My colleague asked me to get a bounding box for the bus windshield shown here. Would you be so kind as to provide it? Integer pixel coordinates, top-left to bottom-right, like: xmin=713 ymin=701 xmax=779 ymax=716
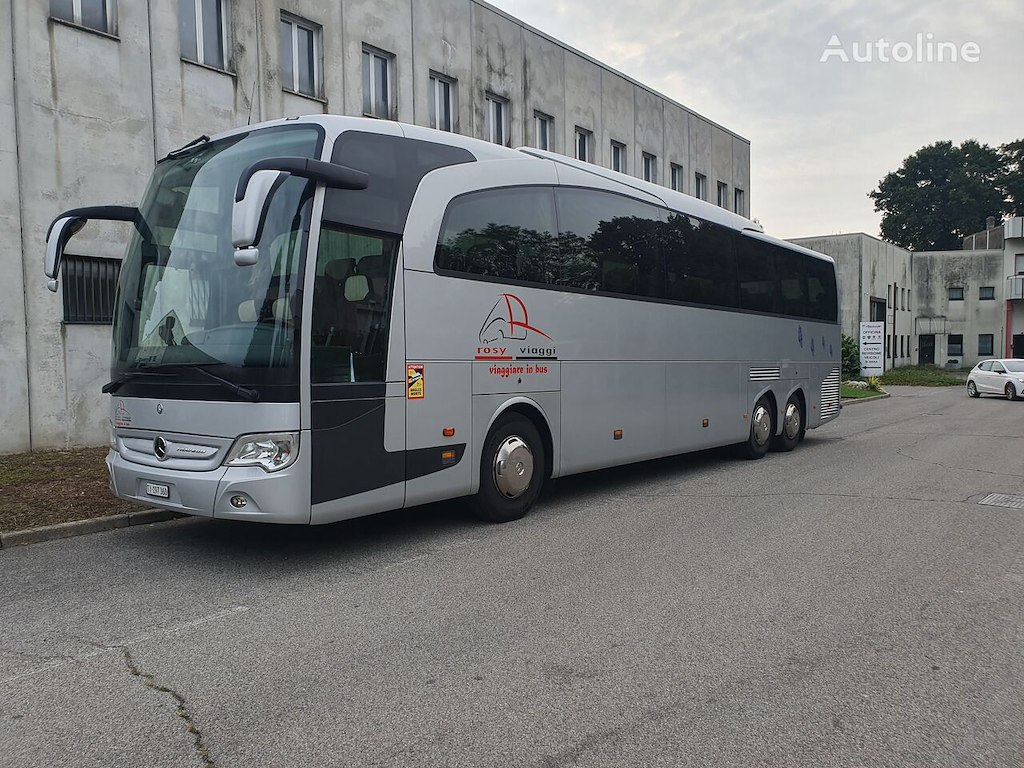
xmin=111 ymin=126 xmax=322 ymax=398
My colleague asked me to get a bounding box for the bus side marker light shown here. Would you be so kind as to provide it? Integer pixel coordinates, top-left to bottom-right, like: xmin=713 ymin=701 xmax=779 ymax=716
xmin=702 ymin=419 xmax=709 ymax=428
xmin=613 ymin=429 xmax=623 ymax=440
xmin=443 ymin=427 xmax=456 ymax=437
xmin=441 ymin=450 xmax=457 ymax=466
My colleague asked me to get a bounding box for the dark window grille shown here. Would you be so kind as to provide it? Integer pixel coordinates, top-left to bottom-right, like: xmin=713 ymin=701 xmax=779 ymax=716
xmin=62 ymin=254 xmax=121 ymax=324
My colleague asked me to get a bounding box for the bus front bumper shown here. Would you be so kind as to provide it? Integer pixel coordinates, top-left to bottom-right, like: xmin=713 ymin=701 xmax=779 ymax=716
xmin=106 ymin=447 xmax=311 ymax=525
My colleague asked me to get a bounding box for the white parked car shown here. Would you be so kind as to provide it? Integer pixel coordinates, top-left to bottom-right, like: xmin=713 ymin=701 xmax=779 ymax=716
xmin=966 ymin=359 xmax=1024 ymax=400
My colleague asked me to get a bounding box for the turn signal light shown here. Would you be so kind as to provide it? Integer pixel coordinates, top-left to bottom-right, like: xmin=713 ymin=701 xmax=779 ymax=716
xmin=442 ymin=427 xmax=456 ymax=437
xmin=613 ymin=429 xmax=623 ymax=440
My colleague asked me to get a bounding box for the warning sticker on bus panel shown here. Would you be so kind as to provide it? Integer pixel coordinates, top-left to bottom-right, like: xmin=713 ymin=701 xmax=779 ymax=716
xmin=407 ymin=364 xmax=425 ymax=399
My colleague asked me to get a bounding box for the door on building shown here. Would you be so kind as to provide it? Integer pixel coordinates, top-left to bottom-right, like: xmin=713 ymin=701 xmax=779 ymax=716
xmin=919 ymin=334 xmax=935 ymax=365
xmin=1013 ymin=334 xmax=1024 ymax=359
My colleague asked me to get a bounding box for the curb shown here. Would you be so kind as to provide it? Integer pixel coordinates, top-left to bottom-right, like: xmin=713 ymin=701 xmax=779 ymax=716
xmin=841 ymin=391 xmax=890 ymax=406
xmin=0 ymin=509 xmax=185 ymax=549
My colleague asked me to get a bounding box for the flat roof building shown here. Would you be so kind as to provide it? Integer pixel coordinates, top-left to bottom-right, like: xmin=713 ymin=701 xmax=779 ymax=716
xmin=1 ymin=1 xmax=751 ymax=454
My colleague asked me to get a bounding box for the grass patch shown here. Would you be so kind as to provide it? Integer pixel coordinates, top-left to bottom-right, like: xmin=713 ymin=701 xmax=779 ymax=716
xmin=0 ymin=447 xmax=141 ymax=533
xmin=878 ymin=365 xmax=964 ymax=387
xmin=841 ymin=385 xmax=880 ymax=399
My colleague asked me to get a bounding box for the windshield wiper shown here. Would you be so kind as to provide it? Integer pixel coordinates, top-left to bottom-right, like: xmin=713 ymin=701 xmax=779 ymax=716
xmin=102 ymin=369 xmax=179 ymax=394
xmin=159 ymin=134 xmax=211 ymax=163
xmin=183 ymin=364 xmax=261 ymax=403
xmin=103 ymin=363 xmax=260 ymax=402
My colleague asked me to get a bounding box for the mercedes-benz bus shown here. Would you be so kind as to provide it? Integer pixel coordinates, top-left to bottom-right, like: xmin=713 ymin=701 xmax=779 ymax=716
xmin=44 ymin=116 xmax=840 ymax=525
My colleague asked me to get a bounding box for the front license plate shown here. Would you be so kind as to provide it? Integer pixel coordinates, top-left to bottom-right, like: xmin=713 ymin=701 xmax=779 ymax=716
xmin=145 ymin=482 xmax=170 ymax=499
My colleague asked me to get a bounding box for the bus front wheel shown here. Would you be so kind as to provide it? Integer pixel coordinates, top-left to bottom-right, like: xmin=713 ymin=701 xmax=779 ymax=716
xmin=738 ymin=395 xmax=774 ymax=460
xmin=470 ymin=414 xmax=545 ymax=523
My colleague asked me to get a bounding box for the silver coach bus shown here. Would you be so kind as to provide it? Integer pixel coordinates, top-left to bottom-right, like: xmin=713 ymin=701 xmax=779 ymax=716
xmin=44 ymin=116 xmax=840 ymax=525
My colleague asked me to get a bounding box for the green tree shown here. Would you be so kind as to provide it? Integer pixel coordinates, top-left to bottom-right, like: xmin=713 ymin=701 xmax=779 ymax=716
xmin=841 ymin=334 xmax=860 ymax=379
xmin=869 ymin=140 xmax=1008 ymax=250
xmin=1001 ymin=139 xmax=1024 ymax=216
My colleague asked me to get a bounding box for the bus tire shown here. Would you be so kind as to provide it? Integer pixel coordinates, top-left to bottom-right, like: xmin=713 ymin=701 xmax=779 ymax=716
xmin=470 ymin=414 xmax=545 ymax=524
xmin=737 ymin=395 xmax=774 ymax=460
xmin=771 ymin=394 xmax=804 ymax=452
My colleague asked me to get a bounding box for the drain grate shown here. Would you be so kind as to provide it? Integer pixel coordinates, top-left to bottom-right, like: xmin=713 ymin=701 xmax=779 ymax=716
xmin=978 ymin=493 xmax=1024 ymax=510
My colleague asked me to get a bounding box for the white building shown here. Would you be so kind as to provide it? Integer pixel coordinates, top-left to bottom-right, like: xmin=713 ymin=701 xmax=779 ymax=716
xmin=0 ymin=0 xmax=751 ymax=454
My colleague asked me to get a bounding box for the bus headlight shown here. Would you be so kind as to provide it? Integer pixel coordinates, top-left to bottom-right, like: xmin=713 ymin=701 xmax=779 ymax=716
xmin=224 ymin=432 xmax=299 ymax=472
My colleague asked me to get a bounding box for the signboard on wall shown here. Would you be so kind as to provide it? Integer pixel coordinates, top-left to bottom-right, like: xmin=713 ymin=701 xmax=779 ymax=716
xmin=860 ymin=321 xmax=884 ymax=376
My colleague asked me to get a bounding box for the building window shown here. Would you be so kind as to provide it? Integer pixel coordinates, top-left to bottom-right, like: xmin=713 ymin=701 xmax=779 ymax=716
xmin=948 ymin=334 xmax=963 ymax=356
xmin=717 ymin=181 xmax=729 ymax=208
xmin=642 ymin=153 xmax=657 ymax=183
xmin=900 ymin=335 xmax=904 ymax=358
xmin=534 ymin=111 xmax=553 ymax=151
xmin=485 ymin=93 xmax=509 ymax=145
xmin=62 ymin=255 xmax=121 ymax=324
xmin=50 ymin=0 xmax=116 ymax=34
xmin=279 ymin=14 xmax=320 ymax=97
xmin=948 ymin=286 xmax=964 ymax=301
xmin=575 ymin=127 xmax=592 ymax=163
xmin=978 ymin=334 xmax=994 ymax=356
xmin=610 ymin=141 xmax=626 ymax=173
xmin=695 ymin=173 xmax=707 ymax=201
xmin=734 ymin=187 xmax=745 ymax=215
xmin=180 ymin=0 xmax=228 ymax=70
xmin=429 ymin=73 xmax=457 ymax=132
xmin=362 ymin=45 xmax=395 ymax=118
xmin=979 ymin=286 xmax=995 ymax=300
xmin=669 ymin=163 xmax=684 ymax=192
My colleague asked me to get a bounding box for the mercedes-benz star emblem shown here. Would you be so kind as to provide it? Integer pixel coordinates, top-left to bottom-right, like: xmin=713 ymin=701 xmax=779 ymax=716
xmin=154 ymin=436 xmax=168 ymax=460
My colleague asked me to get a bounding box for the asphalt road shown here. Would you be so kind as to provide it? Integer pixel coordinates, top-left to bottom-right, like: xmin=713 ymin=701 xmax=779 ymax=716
xmin=2 ymin=386 xmax=1023 ymax=768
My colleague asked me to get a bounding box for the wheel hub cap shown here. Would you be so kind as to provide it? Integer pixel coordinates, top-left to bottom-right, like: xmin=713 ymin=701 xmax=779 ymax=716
xmin=783 ymin=403 xmax=801 ymax=440
xmin=752 ymin=406 xmax=771 ymax=446
xmin=493 ymin=436 xmax=534 ymax=498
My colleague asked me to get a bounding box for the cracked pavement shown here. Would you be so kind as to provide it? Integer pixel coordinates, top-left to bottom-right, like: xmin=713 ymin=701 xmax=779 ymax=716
xmin=1 ymin=386 xmax=1022 ymax=766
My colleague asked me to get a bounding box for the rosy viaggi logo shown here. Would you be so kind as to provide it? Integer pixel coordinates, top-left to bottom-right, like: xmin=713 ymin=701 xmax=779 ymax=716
xmin=820 ymin=33 xmax=980 ymax=64
xmin=476 ymin=294 xmax=555 ymax=362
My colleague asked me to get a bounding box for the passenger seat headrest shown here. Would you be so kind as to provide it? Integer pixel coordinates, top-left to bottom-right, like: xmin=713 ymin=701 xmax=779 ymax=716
xmin=344 ymin=274 xmax=370 ymax=302
xmin=238 ymin=300 xmax=257 ymax=322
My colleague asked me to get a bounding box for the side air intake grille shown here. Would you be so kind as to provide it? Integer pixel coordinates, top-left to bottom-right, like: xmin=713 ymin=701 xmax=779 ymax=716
xmin=749 ymin=367 xmax=781 ymax=381
xmin=820 ymin=367 xmax=841 ymax=419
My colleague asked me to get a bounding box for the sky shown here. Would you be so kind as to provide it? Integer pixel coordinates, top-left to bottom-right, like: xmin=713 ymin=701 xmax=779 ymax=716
xmin=488 ymin=0 xmax=1024 ymax=239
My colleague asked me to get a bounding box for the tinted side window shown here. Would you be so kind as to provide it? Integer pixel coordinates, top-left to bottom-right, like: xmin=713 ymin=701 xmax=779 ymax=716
xmin=435 ymin=187 xmax=557 ymax=283
xmin=555 ymin=188 xmax=664 ymax=297
xmin=735 ymin=235 xmax=776 ymax=313
xmin=664 ymin=213 xmax=738 ymax=308
xmin=326 ymin=132 xmax=474 ymax=234
xmin=805 ymin=256 xmax=838 ymax=322
xmin=774 ymin=246 xmax=807 ymax=318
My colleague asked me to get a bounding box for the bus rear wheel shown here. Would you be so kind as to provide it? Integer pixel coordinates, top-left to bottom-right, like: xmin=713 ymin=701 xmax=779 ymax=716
xmin=771 ymin=394 xmax=804 ymax=452
xmin=737 ymin=395 xmax=774 ymax=460
xmin=470 ymin=414 xmax=545 ymax=523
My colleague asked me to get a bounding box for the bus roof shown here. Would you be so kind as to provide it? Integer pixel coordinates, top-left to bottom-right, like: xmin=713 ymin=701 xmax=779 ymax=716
xmin=190 ymin=115 xmax=831 ymax=265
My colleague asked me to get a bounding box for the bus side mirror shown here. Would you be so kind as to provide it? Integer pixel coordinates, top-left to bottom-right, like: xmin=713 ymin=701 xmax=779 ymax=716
xmin=232 ymin=157 xmax=368 ymax=266
xmin=44 ymin=206 xmax=144 ymax=290
xmin=44 ymin=216 xmax=87 ymax=291
xmin=232 ymin=169 xmax=289 ymax=266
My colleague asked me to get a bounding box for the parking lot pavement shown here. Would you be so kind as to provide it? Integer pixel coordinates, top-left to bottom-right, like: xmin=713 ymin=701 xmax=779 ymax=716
xmin=2 ymin=385 xmax=1022 ymax=767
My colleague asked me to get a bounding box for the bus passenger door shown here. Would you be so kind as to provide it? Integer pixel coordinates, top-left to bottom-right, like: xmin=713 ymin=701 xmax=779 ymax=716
xmin=307 ymin=227 xmax=406 ymax=524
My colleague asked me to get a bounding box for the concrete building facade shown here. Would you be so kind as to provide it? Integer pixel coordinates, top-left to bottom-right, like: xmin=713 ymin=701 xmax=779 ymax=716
xmin=1 ymin=0 xmax=751 ymax=454
xmin=792 ymin=223 xmax=1024 ymax=372
xmin=789 ymin=234 xmax=915 ymax=369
